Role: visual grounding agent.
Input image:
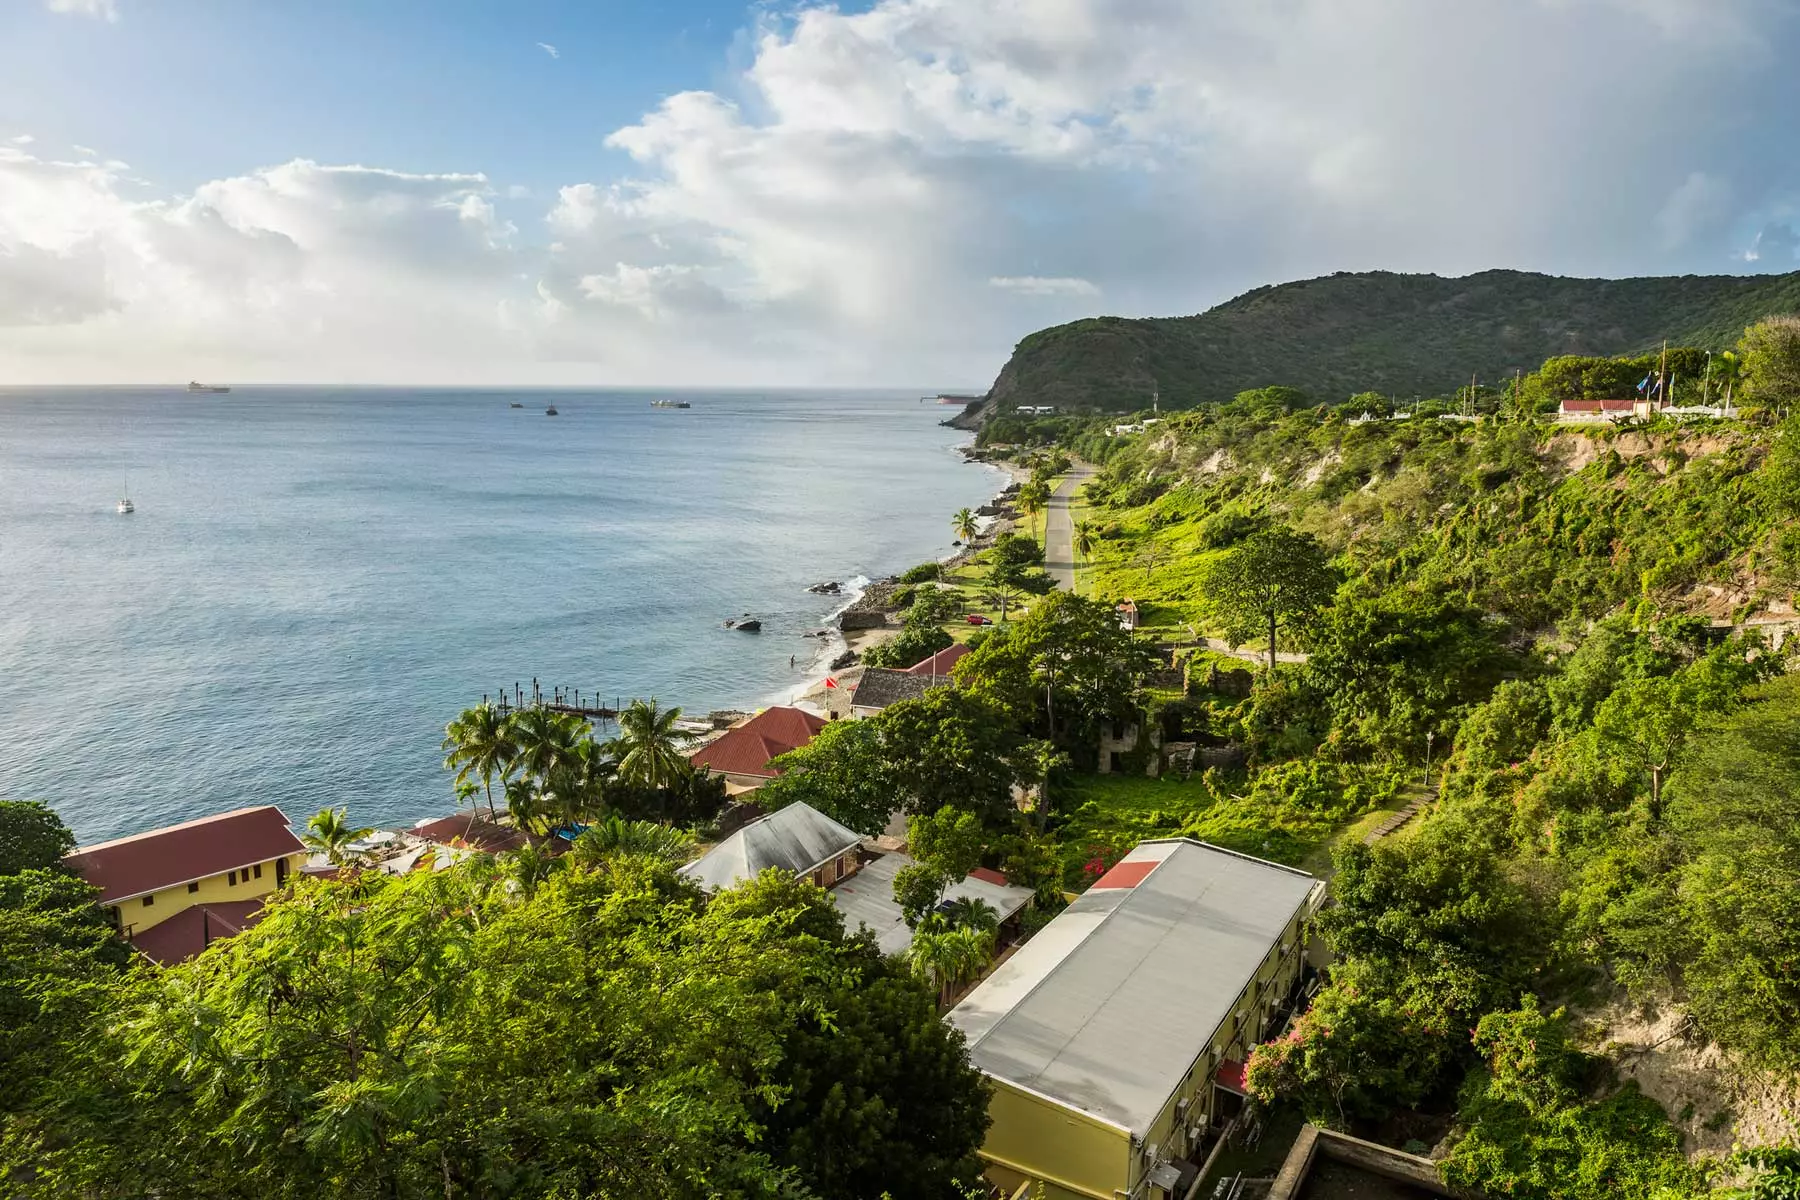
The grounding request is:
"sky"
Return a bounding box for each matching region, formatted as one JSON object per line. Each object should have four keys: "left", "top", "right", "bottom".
{"left": 3, "top": 0, "right": 1800, "bottom": 387}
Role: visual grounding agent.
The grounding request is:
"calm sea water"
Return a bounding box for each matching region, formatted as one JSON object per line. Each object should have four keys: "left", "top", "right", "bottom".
{"left": 0, "top": 387, "right": 998, "bottom": 843}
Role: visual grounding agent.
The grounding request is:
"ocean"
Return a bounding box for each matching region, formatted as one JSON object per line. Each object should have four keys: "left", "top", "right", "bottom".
{"left": 0, "top": 387, "right": 999, "bottom": 843}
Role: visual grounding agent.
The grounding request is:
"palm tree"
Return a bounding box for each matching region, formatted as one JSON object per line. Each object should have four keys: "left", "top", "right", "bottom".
{"left": 303, "top": 807, "right": 373, "bottom": 866}
{"left": 909, "top": 925, "right": 994, "bottom": 1006}
{"left": 570, "top": 815, "right": 695, "bottom": 869}
{"left": 499, "top": 843, "right": 561, "bottom": 899}
{"left": 1073, "top": 519, "right": 1097, "bottom": 563}
{"left": 941, "top": 896, "right": 998, "bottom": 934}
{"left": 1017, "top": 480, "right": 1050, "bottom": 520}
{"left": 1716, "top": 350, "right": 1742, "bottom": 413}
{"left": 442, "top": 701, "right": 518, "bottom": 821}
{"left": 952, "top": 507, "right": 979, "bottom": 544}
{"left": 503, "top": 775, "right": 549, "bottom": 838}
{"left": 605, "top": 699, "right": 689, "bottom": 791}
{"left": 509, "top": 707, "right": 588, "bottom": 783}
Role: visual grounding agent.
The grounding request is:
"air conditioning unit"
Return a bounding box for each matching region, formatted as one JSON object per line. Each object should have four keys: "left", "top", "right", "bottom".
{"left": 1175, "top": 1097, "right": 1191, "bottom": 1120}
{"left": 1144, "top": 1142, "right": 1159, "bottom": 1164}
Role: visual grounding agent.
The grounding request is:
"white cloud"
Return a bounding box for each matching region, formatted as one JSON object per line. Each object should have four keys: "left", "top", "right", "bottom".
{"left": 46, "top": 0, "right": 119, "bottom": 21}
{"left": 1744, "top": 222, "right": 1799, "bottom": 265}
{"left": 990, "top": 276, "right": 1100, "bottom": 297}
{"left": 72, "top": 144, "right": 98, "bottom": 156}
{"left": 5, "top": 0, "right": 1800, "bottom": 384}
{"left": 537, "top": 42, "right": 559, "bottom": 59}
{"left": 9, "top": 135, "right": 34, "bottom": 146}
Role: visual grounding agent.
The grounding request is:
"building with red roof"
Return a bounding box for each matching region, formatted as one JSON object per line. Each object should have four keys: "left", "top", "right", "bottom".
{"left": 688, "top": 705, "right": 827, "bottom": 791}
{"left": 904, "top": 643, "right": 970, "bottom": 676}
{"left": 64, "top": 805, "right": 307, "bottom": 964}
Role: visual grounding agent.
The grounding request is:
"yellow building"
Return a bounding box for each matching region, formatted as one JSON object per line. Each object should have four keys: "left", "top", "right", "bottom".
{"left": 947, "top": 839, "right": 1326, "bottom": 1200}
{"left": 65, "top": 805, "right": 308, "bottom": 965}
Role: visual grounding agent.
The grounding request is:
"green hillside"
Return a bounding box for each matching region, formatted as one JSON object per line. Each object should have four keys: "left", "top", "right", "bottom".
{"left": 979, "top": 268, "right": 1800, "bottom": 415}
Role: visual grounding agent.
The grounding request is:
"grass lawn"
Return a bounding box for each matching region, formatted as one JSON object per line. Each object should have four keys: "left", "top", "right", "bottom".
{"left": 1051, "top": 772, "right": 1217, "bottom": 886}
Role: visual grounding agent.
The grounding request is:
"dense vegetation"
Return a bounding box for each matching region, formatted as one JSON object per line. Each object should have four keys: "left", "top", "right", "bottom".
{"left": 0, "top": 803, "right": 989, "bottom": 1199}
{"left": 1006, "top": 331, "right": 1800, "bottom": 1196}
{"left": 975, "top": 267, "right": 1800, "bottom": 417}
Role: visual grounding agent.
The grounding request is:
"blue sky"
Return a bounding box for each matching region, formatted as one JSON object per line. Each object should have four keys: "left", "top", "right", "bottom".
{"left": 4, "top": 0, "right": 1800, "bottom": 385}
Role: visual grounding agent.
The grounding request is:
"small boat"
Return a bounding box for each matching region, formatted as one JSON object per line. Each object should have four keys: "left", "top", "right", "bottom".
{"left": 187, "top": 381, "right": 230, "bottom": 393}
{"left": 117, "top": 498, "right": 134, "bottom": 514}
{"left": 651, "top": 399, "right": 692, "bottom": 409}
{"left": 735, "top": 619, "right": 763, "bottom": 633}
{"left": 509, "top": 402, "right": 524, "bottom": 409}
{"left": 545, "top": 405, "right": 559, "bottom": 416}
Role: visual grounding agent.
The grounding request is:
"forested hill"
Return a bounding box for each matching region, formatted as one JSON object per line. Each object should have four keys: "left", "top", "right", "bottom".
{"left": 974, "top": 268, "right": 1800, "bottom": 418}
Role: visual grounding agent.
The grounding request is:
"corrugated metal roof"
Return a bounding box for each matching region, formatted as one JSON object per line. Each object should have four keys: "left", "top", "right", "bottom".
{"left": 678, "top": 801, "right": 862, "bottom": 892}
{"left": 827, "top": 851, "right": 1036, "bottom": 956}
{"left": 947, "top": 839, "right": 1319, "bottom": 1137}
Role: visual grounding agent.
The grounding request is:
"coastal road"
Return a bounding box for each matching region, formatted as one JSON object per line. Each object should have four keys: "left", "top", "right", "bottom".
{"left": 1044, "top": 465, "right": 1096, "bottom": 590}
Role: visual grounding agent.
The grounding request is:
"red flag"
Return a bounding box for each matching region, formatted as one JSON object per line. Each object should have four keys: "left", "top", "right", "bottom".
{"left": 824, "top": 677, "right": 838, "bottom": 689}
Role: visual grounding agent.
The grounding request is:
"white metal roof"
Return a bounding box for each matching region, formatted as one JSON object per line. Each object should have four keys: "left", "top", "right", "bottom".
{"left": 828, "top": 851, "right": 1036, "bottom": 955}
{"left": 947, "top": 839, "right": 1320, "bottom": 1137}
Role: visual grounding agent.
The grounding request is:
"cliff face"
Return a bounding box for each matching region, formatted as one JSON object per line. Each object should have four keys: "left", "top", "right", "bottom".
{"left": 979, "top": 268, "right": 1800, "bottom": 416}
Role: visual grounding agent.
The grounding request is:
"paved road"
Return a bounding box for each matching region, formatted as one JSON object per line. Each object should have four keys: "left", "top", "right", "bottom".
{"left": 1044, "top": 465, "right": 1096, "bottom": 590}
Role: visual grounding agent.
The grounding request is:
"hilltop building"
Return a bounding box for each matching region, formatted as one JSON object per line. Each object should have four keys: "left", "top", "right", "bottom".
{"left": 64, "top": 806, "right": 307, "bottom": 965}
{"left": 947, "top": 839, "right": 1325, "bottom": 1200}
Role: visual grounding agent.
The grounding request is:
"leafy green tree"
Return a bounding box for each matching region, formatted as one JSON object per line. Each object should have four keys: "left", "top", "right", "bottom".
{"left": 508, "top": 706, "right": 590, "bottom": 784}
{"left": 862, "top": 624, "right": 955, "bottom": 670}
{"left": 958, "top": 591, "right": 1147, "bottom": 745}
{"left": 1244, "top": 969, "right": 1448, "bottom": 1126}
{"left": 939, "top": 897, "right": 998, "bottom": 934}
{"left": 30, "top": 860, "right": 988, "bottom": 1199}
{"left": 894, "top": 861, "right": 952, "bottom": 928}
{"left": 0, "top": 867, "right": 131, "bottom": 1171}
{"left": 1655, "top": 675, "right": 1800, "bottom": 1070}
{"left": 1442, "top": 1001, "right": 1693, "bottom": 1199}
{"left": 442, "top": 701, "right": 518, "bottom": 820}
{"left": 762, "top": 718, "right": 902, "bottom": 836}
{"left": 0, "top": 801, "right": 76, "bottom": 876}
{"left": 988, "top": 532, "right": 1043, "bottom": 569}
{"left": 1303, "top": 584, "right": 1511, "bottom": 757}
{"left": 910, "top": 806, "right": 985, "bottom": 883}
{"left": 1740, "top": 315, "right": 1800, "bottom": 409}
{"left": 605, "top": 698, "right": 689, "bottom": 791}
{"left": 1200, "top": 526, "right": 1335, "bottom": 672}
{"left": 875, "top": 689, "right": 1028, "bottom": 824}
{"left": 301, "top": 806, "right": 373, "bottom": 866}
{"left": 908, "top": 925, "right": 993, "bottom": 1006}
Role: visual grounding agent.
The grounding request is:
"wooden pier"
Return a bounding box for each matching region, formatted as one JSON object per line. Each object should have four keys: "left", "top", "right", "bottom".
{"left": 487, "top": 679, "right": 619, "bottom": 725}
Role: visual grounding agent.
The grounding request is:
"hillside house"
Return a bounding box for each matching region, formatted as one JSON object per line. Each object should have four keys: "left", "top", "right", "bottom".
{"left": 64, "top": 805, "right": 307, "bottom": 965}
{"left": 828, "top": 853, "right": 1035, "bottom": 956}
{"left": 687, "top": 705, "right": 826, "bottom": 792}
{"left": 679, "top": 801, "right": 865, "bottom": 892}
{"left": 904, "top": 643, "right": 970, "bottom": 677}
{"left": 948, "top": 839, "right": 1325, "bottom": 1200}
{"left": 826, "top": 666, "right": 954, "bottom": 720}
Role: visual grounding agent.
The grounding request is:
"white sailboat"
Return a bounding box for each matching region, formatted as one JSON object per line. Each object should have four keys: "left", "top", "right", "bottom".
{"left": 118, "top": 473, "right": 134, "bottom": 514}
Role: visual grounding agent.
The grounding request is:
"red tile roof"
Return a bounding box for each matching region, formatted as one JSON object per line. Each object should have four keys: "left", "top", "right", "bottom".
{"left": 904, "top": 643, "right": 971, "bottom": 676}
{"left": 129, "top": 899, "right": 268, "bottom": 966}
{"left": 1091, "top": 859, "right": 1158, "bottom": 889}
{"left": 65, "top": 806, "right": 305, "bottom": 905}
{"left": 690, "top": 706, "right": 826, "bottom": 778}
{"left": 411, "top": 812, "right": 530, "bottom": 854}
{"left": 968, "top": 866, "right": 1011, "bottom": 886}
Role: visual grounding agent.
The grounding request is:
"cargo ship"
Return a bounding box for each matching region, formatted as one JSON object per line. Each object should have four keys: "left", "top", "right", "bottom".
{"left": 187, "top": 381, "right": 230, "bottom": 394}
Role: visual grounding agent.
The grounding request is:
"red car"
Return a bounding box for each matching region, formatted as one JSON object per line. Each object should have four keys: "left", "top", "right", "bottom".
{"left": 965, "top": 614, "right": 994, "bottom": 626}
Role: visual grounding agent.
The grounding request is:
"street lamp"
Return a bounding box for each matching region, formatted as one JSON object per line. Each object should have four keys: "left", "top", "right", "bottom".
{"left": 1424, "top": 730, "right": 1435, "bottom": 790}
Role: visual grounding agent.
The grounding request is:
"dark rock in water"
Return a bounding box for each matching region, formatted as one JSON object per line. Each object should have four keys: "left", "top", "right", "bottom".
{"left": 830, "top": 650, "right": 858, "bottom": 670}
{"left": 736, "top": 619, "right": 763, "bottom": 633}
{"left": 806, "top": 581, "right": 843, "bottom": 595}
{"left": 723, "top": 619, "right": 736, "bottom": 628}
